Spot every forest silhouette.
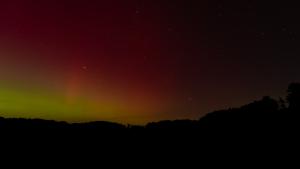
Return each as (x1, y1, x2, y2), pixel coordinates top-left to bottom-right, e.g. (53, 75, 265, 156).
(1, 83, 299, 136)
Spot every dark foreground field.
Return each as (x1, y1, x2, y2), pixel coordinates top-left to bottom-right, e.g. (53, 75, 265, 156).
(1, 83, 299, 138)
(1, 84, 299, 164)
(1, 96, 298, 163)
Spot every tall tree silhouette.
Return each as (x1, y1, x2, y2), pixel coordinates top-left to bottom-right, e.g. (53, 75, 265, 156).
(287, 83, 300, 112)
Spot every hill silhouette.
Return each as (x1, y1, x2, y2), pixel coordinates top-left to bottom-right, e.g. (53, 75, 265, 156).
(1, 83, 299, 164)
(0, 83, 299, 135)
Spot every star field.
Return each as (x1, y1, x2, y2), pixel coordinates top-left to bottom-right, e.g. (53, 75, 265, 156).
(0, 0, 299, 124)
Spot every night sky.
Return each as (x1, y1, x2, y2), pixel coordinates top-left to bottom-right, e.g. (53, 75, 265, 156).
(0, 0, 299, 124)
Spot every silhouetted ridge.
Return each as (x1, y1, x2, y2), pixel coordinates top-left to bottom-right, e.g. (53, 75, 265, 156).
(0, 83, 299, 133)
(72, 121, 126, 130)
(146, 120, 199, 130)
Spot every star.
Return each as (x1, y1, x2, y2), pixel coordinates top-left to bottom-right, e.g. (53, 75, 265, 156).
(282, 27, 287, 32)
(168, 27, 173, 32)
(82, 66, 88, 70)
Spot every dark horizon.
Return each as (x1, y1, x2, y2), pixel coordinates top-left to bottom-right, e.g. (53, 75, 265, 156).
(1, 83, 299, 127)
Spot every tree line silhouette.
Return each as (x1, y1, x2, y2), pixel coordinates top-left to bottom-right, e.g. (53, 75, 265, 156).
(0, 83, 299, 134)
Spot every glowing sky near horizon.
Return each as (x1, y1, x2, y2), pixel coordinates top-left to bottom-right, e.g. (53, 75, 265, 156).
(0, 0, 300, 124)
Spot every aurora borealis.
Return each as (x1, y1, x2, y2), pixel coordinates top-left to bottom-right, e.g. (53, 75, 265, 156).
(0, 0, 300, 124)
